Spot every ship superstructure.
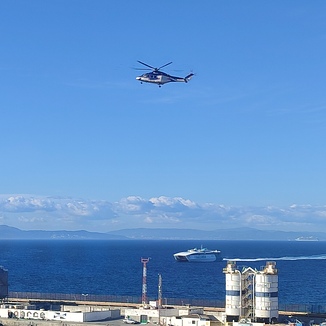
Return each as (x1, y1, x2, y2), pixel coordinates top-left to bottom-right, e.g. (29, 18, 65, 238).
(173, 246, 221, 262)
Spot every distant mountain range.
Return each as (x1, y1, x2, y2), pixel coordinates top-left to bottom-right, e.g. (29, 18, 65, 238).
(0, 225, 126, 240)
(0, 225, 325, 241)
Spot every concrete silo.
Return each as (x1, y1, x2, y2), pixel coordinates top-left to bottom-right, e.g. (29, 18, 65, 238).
(254, 261, 278, 323)
(223, 261, 242, 322)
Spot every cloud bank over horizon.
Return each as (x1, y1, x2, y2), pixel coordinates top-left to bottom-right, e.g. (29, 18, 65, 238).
(0, 194, 325, 233)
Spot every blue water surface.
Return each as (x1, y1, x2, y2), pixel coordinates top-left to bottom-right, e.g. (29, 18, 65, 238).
(1, 240, 326, 305)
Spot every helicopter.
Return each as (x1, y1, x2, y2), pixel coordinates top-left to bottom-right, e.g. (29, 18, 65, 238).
(135, 60, 194, 87)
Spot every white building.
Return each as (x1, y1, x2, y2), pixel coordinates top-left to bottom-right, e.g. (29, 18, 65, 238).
(124, 306, 179, 324)
(0, 302, 120, 322)
(165, 314, 211, 326)
(125, 305, 212, 326)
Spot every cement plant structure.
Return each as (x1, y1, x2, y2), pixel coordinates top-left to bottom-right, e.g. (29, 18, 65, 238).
(223, 261, 278, 323)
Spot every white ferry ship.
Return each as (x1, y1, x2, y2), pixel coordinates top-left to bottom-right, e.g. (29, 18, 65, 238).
(173, 246, 221, 262)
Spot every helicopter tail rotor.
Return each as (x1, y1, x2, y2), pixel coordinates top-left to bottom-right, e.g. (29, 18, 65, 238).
(184, 73, 194, 83)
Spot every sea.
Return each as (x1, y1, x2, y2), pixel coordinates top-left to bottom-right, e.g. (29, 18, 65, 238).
(1, 240, 326, 306)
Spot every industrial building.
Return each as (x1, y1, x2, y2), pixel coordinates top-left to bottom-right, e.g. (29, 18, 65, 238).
(223, 261, 278, 324)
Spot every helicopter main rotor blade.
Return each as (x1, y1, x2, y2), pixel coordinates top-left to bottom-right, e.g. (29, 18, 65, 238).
(158, 62, 173, 70)
(137, 60, 156, 70)
(134, 68, 152, 71)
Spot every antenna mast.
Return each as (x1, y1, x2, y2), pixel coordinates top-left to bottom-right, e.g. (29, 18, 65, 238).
(158, 274, 162, 308)
(141, 258, 150, 305)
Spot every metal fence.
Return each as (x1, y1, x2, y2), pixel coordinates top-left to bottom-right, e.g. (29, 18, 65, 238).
(279, 303, 326, 314)
(8, 291, 326, 314)
(8, 291, 224, 308)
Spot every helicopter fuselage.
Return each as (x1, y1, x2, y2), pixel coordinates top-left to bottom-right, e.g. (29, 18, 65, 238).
(136, 71, 187, 86)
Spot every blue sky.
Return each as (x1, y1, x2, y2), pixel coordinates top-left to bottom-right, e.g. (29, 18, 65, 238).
(1, 1, 326, 233)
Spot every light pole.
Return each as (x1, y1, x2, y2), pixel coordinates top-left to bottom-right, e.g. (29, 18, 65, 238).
(81, 293, 89, 312)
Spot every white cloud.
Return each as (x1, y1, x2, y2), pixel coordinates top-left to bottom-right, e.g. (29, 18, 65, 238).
(149, 196, 198, 209)
(0, 194, 326, 232)
(115, 196, 154, 214)
(18, 215, 45, 223)
(2, 195, 57, 212)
